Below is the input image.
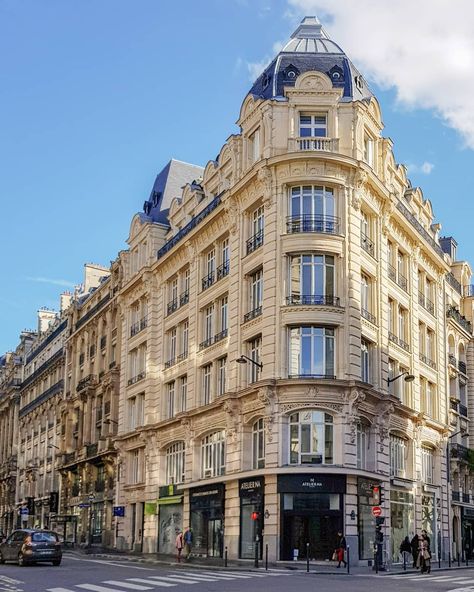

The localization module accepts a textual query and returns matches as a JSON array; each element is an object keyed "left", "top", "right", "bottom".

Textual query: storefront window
[
  {"left": 390, "top": 490, "right": 414, "bottom": 563},
  {"left": 422, "top": 494, "right": 436, "bottom": 558},
  {"left": 252, "top": 419, "right": 265, "bottom": 469},
  {"left": 289, "top": 410, "right": 333, "bottom": 465}
]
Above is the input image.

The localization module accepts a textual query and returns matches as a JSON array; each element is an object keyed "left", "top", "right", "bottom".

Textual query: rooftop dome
[{"left": 248, "top": 16, "right": 372, "bottom": 102}]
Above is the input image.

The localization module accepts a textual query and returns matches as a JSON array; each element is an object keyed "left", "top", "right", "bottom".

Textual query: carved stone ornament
[
  {"left": 305, "top": 386, "right": 319, "bottom": 400},
  {"left": 257, "top": 386, "right": 276, "bottom": 409},
  {"left": 343, "top": 388, "right": 366, "bottom": 417},
  {"left": 263, "top": 414, "right": 275, "bottom": 442},
  {"left": 180, "top": 417, "right": 194, "bottom": 444},
  {"left": 223, "top": 197, "right": 240, "bottom": 236},
  {"left": 224, "top": 399, "right": 241, "bottom": 443}
]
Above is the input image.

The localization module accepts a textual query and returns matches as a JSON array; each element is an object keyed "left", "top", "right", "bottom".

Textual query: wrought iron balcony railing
[
  {"left": 419, "top": 353, "right": 437, "bottom": 370},
  {"left": 286, "top": 295, "right": 341, "bottom": 307},
  {"left": 246, "top": 230, "right": 264, "bottom": 254},
  {"left": 447, "top": 305, "right": 472, "bottom": 334},
  {"left": 127, "top": 371, "right": 146, "bottom": 386},
  {"left": 418, "top": 291, "right": 435, "bottom": 315},
  {"left": 361, "top": 308, "right": 377, "bottom": 325},
  {"left": 243, "top": 306, "right": 262, "bottom": 322},
  {"left": 288, "top": 373, "right": 336, "bottom": 380},
  {"left": 361, "top": 233, "right": 375, "bottom": 257},
  {"left": 286, "top": 215, "right": 340, "bottom": 235},
  {"left": 201, "top": 272, "right": 215, "bottom": 291},
  {"left": 216, "top": 261, "right": 230, "bottom": 280}
]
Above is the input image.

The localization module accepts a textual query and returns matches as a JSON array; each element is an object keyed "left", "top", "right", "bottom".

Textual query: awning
[{"left": 156, "top": 495, "right": 183, "bottom": 506}]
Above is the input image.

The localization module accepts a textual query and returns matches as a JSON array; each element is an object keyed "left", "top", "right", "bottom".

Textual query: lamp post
[
  {"left": 447, "top": 430, "right": 469, "bottom": 563},
  {"left": 236, "top": 355, "right": 263, "bottom": 370},
  {"left": 386, "top": 372, "right": 416, "bottom": 387}
]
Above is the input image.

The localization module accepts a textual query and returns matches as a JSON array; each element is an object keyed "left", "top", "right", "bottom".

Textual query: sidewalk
[{"left": 65, "top": 548, "right": 474, "bottom": 577}]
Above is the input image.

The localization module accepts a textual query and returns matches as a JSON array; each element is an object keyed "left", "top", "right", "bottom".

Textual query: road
[{"left": 2, "top": 556, "right": 474, "bottom": 592}]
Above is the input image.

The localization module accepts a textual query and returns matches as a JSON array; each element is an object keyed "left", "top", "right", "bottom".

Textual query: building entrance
[{"left": 282, "top": 512, "right": 339, "bottom": 560}]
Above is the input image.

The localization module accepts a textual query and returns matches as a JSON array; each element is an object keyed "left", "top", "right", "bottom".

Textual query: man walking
[{"left": 183, "top": 526, "right": 193, "bottom": 560}]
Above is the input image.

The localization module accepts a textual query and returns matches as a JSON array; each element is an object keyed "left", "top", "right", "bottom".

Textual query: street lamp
[
  {"left": 236, "top": 355, "right": 263, "bottom": 370},
  {"left": 104, "top": 419, "right": 118, "bottom": 425},
  {"left": 387, "top": 372, "right": 415, "bottom": 387},
  {"left": 47, "top": 444, "right": 60, "bottom": 450}
]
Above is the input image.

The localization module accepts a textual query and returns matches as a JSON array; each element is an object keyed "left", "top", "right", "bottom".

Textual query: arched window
[
  {"left": 252, "top": 419, "right": 265, "bottom": 469},
  {"left": 289, "top": 410, "right": 333, "bottom": 464},
  {"left": 165, "top": 441, "right": 185, "bottom": 485},
  {"left": 201, "top": 431, "right": 225, "bottom": 478}
]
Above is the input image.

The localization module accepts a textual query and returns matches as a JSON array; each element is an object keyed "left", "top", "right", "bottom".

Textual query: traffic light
[
  {"left": 251, "top": 511, "right": 260, "bottom": 521},
  {"left": 375, "top": 516, "right": 385, "bottom": 526},
  {"left": 371, "top": 485, "right": 380, "bottom": 505},
  {"left": 49, "top": 491, "right": 59, "bottom": 513}
]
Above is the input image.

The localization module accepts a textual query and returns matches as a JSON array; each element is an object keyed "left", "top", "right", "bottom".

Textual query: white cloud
[
  {"left": 244, "top": 40, "right": 287, "bottom": 82},
  {"left": 406, "top": 161, "right": 435, "bottom": 175},
  {"left": 287, "top": 0, "right": 474, "bottom": 148},
  {"left": 26, "top": 276, "right": 75, "bottom": 288}
]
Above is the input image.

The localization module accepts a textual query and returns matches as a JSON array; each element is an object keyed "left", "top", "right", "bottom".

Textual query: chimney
[
  {"left": 37, "top": 308, "right": 57, "bottom": 334},
  {"left": 60, "top": 292, "right": 73, "bottom": 312}
]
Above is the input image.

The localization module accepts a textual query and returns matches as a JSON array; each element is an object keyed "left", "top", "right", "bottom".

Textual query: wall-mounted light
[{"left": 236, "top": 355, "right": 263, "bottom": 370}]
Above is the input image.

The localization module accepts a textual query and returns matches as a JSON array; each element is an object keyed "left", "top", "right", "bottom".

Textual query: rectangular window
[
  {"left": 219, "top": 296, "right": 228, "bottom": 334},
  {"left": 289, "top": 326, "right": 335, "bottom": 378},
  {"left": 363, "top": 135, "right": 374, "bottom": 167},
  {"left": 289, "top": 254, "right": 335, "bottom": 305},
  {"left": 253, "top": 206, "right": 264, "bottom": 235},
  {"left": 167, "top": 381, "right": 175, "bottom": 419},
  {"left": 248, "top": 129, "right": 260, "bottom": 164},
  {"left": 249, "top": 336, "right": 262, "bottom": 383},
  {"left": 300, "top": 113, "right": 327, "bottom": 138},
  {"left": 179, "top": 376, "right": 187, "bottom": 413},
  {"left": 166, "top": 442, "right": 185, "bottom": 485},
  {"left": 421, "top": 447, "right": 434, "bottom": 484},
  {"left": 250, "top": 269, "right": 263, "bottom": 311},
  {"left": 169, "top": 327, "right": 177, "bottom": 362},
  {"left": 357, "top": 423, "right": 368, "bottom": 470},
  {"left": 252, "top": 418, "right": 265, "bottom": 469},
  {"left": 201, "top": 431, "right": 225, "bottom": 478},
  {"left": 361, "top": 339, "right": 371, "bottom": 383},
  {"left": 204, "top": 305, "right": 214, "bottom": 342},
  {"left": 206, "top": 249, "right": 216, "bottom": 276},
  {"left": 202, "top": 364, "right": 212, "bottom": 405},
  {"left": 129, "top": 448, "right": 144, "bottom": 484},
  {"left": 361, "top": 274, "right": 370, "bottom": 314},
  {"left": 169, "top": 277, "right": 178, "bottom": 303},
  {"left": 221, "top": 238, "right": 229, "bottom": 266},
  {"left": 217, "top": 357, "right": 227, "bottom": 396},
  {"left": 390, "top": 436, "right": 406, "bottom": 478}
]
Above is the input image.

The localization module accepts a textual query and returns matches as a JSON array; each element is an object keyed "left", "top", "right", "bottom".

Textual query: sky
[{"left": 1, "top": 0, "right": 473, "bottom": 352}]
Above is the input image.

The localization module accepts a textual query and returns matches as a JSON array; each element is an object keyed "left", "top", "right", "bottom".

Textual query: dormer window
[{"left": 299, "top": 114, "right": 327, "bottom": 138}]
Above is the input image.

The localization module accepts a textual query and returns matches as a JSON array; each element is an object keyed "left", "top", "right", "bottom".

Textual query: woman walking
[
  {"left": 418, "top": 534, "right": 431, "bottom": 574},
  {"left": 175, "top": 529, "right": 184, "bottom": 563},
  {"left": 335, "top": 531, "right": 347, "bottom": 568}
]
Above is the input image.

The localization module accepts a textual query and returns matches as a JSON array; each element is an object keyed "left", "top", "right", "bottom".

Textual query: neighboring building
[
  {"left": 16, "top": 304, "right": 70, "bottom": 530},
  {"left": 0, "top": 331, "right": 36, "bottom": 535},
  {"left": 58, "top": 261, "right": 122, "bottom": 547},
  {"left": 111, "top": 16, "right": 473, "bottom": 564}
]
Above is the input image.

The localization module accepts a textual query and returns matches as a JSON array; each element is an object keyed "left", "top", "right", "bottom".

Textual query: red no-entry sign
[{"left": 372, "top": 506, "right": 382, "bottom": 517}]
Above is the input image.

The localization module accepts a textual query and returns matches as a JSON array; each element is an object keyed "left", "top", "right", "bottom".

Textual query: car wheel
[
  {"left": 0, "top": 551, "right": 4, "bottom": 564},
  {"left": 18, "top": 553, "right": 27, "bottom": 567},
  {"left": 52, "top": 560, "right": 61, "bottom": 566}
]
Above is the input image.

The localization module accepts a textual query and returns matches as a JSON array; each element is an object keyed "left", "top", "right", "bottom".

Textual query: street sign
[
  {"left": 19, "top": 507, "right": 28, "bottom": 516},
  {"left": 372, "top": 506, "right": 382, "bottom": 517},
  {"left": 78, "top": 503, "right": 91, "bottom": 509},
  {"left": 113, "top": 506, "right": 125, "bottom": 517}
]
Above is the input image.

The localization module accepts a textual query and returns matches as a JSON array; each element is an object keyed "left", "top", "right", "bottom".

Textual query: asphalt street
[{"left": 3, "top": 557, "right": 474, "bottom": 592}]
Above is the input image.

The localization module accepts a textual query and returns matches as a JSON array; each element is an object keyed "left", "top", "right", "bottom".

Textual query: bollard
[
  {"left": 254, "top": 536, "right": 259, "bottom": 569},
  {"left": 224, "top": 546, "right": 228, "bottom": 568},
  {"left": 265, "top": 544, "right": 268, "bottom": 571},
  {"left": 403, "top": 551, "right": 406, "bottom": 571},
  {"left": 306, "top": 542, "right": 310, "bottom": 573},
  {"left": 374, "top": 550, "right": 379, "bottom": 574},
  {"left": 458, "top": 552, "right": 461, "bottom": 567},
  {"left": 438, "top": 552, "right": 441, "bottom": 569},
  {"left": 449, "top": 552, "right": 451, "bottom": 568},
  {"left": 467, "top": 553, "right": 469, "bottom": 567},
  {"left": 347, "top": 545, "right": 350, "bottom": 575}
]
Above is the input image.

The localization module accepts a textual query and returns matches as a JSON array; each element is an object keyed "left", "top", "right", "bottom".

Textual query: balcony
[
  {"left": 449, "top": 354, "right": 458, "bottom": 367},
  {"left": 447, "top": 305, "right": 472, "bottom": 334},
  {"left": 214, "top": 329, "right": 228, "bottom": 344},
  {"left": 388, "top": 332, "right": 410, "bottom": 352},
  {"left": 459, "top": 360, "right": 468, "bottom": 375},
  {"left": 216, "top": 261, "right": 230, "bottom": 280},
  {"left": 86, "top": 443, "right": 98, "bottom": 458},
  {"left": 243, "top": 306, "right": 263, "bottom": 322},
  {"left": 164, "top": 358, "right": 176, "bottom": 369},
  {"left": 179, "top": 291, "right": 189, "bottom": 306},
  {"left": 419, "top": 353, "right": 437, "bottom": 370},
  {"left": 286, "top": 295, "right": 341, "bottom": 307},
  {"left": 246, "top": 230, "right": 264, "bottom": 255},
  {"left": 388, "top": 264, "right": 408, "bottom": 291},
  {"left": 361, "top": 308, "right": 377, "bottom": 325},
  {"left": 288, "top": 373, "right": 336, "bottom": 380},
  {"left": 451, "top": 443, "right": 471, "bottom": 462},
  {"left": 296, "top": 137, "right": 339, "bottom": 152},
  {"left": 459, "top": 404, "right": 468, "bottom": 418},
  {"left": 63, "top": 452, "right": 76, "bottom": 465},
  {"left": 77, "top": 375, "right": 97, "bottom": 393},
  {"left": 130, "top": 316, "right": 148, "bottom": 337},
  {"left": 94, "top": 479, "right": 105, "bottom": 493},
  {"left": 450, "top": 399, "right": 459, "bottom": 412},
  {"left": 167, "top": 298, "right": 178, "bottom": 315},
  {"left": 176, "top": 351, "right": 188, "bottom": 363},
  {"left": 286, "top": 215, "right": 340, "bottom": 235},
  {"left": 418, "top": 292, "right": 435, "bottom": 315},
  {"left": 201, "top": 272, "right": 215, "bottom": 291},
  {"left": 199, "top": 336, "right": 214, "bottom": 350},
  {"left": 452, "top": 490, "right": 461, "bottom": 502},
  {"left": 447, "top": 272, "right": 462, "bottom": 294},
  {"left": 361, "top": 233, "right": 375, "bottom": 257},
  {"left": 127, "top": 371, "right": 146, "bottom": 386},
  {"left": 199, "top": 330, "right": 228, "bottom": 351}
]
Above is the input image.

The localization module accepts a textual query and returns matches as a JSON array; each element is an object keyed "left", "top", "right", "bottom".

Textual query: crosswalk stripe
[
  {"left": 47, "top": 588, "right": 74, "bottom": 592},
  {"left": 130, "top": 578, "right": 197, "bottom": 586},
  {"left": 167, "top": 572, "right": 226, "bottom": 581},
  {"left": 77, "top": 585, "right": 129, "bottom": 592},
  {"left": 205, "top": 570, "right": 267, "bottom": 578},
  {"left": 198, "top": 571, "right": 252, "bottom": 579},
  {"left": 102, "top": 582, "right": 154, "bottom": 590}
]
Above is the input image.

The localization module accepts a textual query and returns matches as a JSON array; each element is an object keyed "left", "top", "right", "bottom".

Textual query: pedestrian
[
  {"left": 335, "top": 531, "right": 347, "bottom": 568},
  {"left": 400, "top": 536, "right": 412, "bottom": 564},
  {"left": 183, "top": 526, "right": 193, "bottom": 560},
  {"left": 411, "top": 533, "right": 420, "bottom": 568},
  {"left": 418, "top": 534, "right": 431, "bottom": 574},
  {"left": 175, "top": 529, "right": 184, "bottom": 563},
  {"left": 421, "top": 529, "right": 431, "bottom": 550}
]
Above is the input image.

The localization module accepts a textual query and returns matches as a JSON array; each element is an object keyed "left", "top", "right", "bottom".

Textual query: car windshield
[{"left": 32, "top": 532, "right": 58, "bottom": 543}]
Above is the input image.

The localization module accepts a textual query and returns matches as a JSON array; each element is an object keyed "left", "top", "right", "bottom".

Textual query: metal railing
[
  {"left": 450, "top": 399, "right": 459, "bottom": 412},
  {"left": 418, "top": 292, "right": 435, "bottom": 315},
  {"left": 201, "top": 272, "right": 215, "bottom": 291},
  {"left": 86, "top": 443, "right": 98, "bottom": 458},
  {"left": 361, "top": 308, "right": 377, "bottom": 325},
  {"left": 464, "top": 285, "right": 474, "bottom": 297},
  {"left": 361, "top": 233, "right": 375, "bottom": 257},
  {"left": 459, "top": 360, "right": 467, "bottom": 375},
  {"left": 388, "top": 332, "right": 410, "bottom": 352},
  {"left": 179, "top": 291, "right": 189, "bottom": 306},
  {"left": 447, "top": 272, "right": 462, "bottom": 294},
  {"left": 167, "top": 299, "right": 178, "bottom": 315},
  {"left": 243, "top": 306, "right": 262, "bottom": 322},
  {"left": 419, "top": 353, "right": 437, "bottom": 370},
  {"left": 176, "top": 351, "right": 188, "bottom": 363},
  {"left": 216, "top": 261, "right": 230, "bottom": 281},
  {"left": 459, "top": 403, "right": 468, "bottom": 418},
  {"left": 447, "top": 305, "right": 472, "bottom": 334},
  {"left": 164, "top": 358, "right": 176, "bottom": 369},
  {"left": 127, "top": 371, "right": 146, "bottom": 386},
  {"left": 449, "top": 354, "right": 458, "bottom": 367},
  {"left": 286, "top": 215, "right": 340, "bottom": 235},
  {"left": 286, "top": 295, "right": 341, "bottom": 307},
  {"left": 77, "top": 375, "right": 97, "bottom": 393},
  {"left": 247, "top": 230, "right": 264, "bottom": 254},
  {"left": 214, "top": 329, "right": 228, "bottom": 343},
  {"left": 288, "top": 373, "right": 336, "bottom": 380},
  {"left": 130, "top": 316, "right": 148, "bottom": 336}
]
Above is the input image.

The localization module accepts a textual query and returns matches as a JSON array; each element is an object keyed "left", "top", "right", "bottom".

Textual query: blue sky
[{"left": 1, "top": 0, "right": 473, "bottom": 352}]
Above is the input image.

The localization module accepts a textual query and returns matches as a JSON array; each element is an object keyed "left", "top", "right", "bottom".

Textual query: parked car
[{"left": 0, "top": 529, "right": 62, "bottom": 566}]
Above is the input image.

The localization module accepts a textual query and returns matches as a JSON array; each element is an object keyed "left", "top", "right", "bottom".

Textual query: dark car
[{"left": 0, "top": 529, "right": 62, "bottom": 566}]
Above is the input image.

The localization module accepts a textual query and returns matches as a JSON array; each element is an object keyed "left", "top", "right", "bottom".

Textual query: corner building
[{"left": 115, "top": 17, "right": 471, "bottom": 564}]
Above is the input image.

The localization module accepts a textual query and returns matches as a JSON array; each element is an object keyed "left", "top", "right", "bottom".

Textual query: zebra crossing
[
  {"left": 383, "top": 572, "right": 474, "bottom": 589},
  {"left": 46, "top": 569, "right": 287, "bottom": 592}
]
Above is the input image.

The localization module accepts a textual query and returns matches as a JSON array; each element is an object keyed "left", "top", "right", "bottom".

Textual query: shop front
[
  {"left": 357, "top": 477, "right": 382, "bottom": 561},
  {"left": 278, "top": 474, "right": 346, "bottom": 561},
  {"left": 239, "top": 477, "right": 264, "bottom": 559},
  {"left": 421, "top": 493, "right": 437, "bottom": 558},
  {"left": 461, "top": 507, "right": 474, "bottom": 560},
  {"left": 157, "top": 485, "right": 183, "bottom": 555},
  {"left": 190, "top": 484, "right": 224, "bottom": 558},
  {"left": 390, "top": 489, "right": 414, "bottom": 563}
]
